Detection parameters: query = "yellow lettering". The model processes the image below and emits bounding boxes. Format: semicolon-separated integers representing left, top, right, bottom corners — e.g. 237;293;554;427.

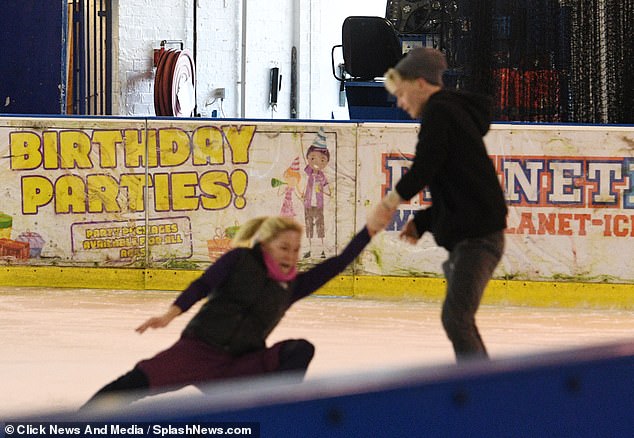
124;129;158;168
59;130;93;169
43;131;59;169
199;171;232;210
92;130;123;168
21;176;54;214
223;125;255;164
87;175;121;213
159;128;191;166
119;174;149;212
192;126;224;165
171;172;200;211
56;175;86;213
153;173;171;211
10;131;42;170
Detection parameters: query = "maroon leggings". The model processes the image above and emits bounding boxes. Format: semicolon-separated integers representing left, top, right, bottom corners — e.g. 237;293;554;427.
81;337;314;408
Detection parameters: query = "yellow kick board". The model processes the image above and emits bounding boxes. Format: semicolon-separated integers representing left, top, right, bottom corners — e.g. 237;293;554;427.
2;266;633;309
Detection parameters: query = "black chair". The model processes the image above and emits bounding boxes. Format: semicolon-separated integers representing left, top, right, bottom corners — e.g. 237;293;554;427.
332;16;402;81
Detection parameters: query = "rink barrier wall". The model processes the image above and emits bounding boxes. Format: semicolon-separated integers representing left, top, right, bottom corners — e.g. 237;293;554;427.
2;266;634;309
1;117;633;306
22;340;634;437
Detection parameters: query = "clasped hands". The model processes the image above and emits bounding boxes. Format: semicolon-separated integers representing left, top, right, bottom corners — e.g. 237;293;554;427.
367;191;420;244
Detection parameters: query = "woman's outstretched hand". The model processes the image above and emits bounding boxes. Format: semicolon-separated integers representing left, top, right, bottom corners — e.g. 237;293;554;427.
136;305;182;334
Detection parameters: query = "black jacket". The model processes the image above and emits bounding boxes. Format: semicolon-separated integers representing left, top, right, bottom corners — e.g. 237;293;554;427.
182;246;293;355
395;89;507;250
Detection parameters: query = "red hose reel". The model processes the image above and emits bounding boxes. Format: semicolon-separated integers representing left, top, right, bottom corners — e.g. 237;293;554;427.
154;47;196;117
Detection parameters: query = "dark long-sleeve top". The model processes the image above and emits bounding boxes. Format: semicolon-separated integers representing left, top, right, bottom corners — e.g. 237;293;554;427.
394;89;507;250
174;227;371;313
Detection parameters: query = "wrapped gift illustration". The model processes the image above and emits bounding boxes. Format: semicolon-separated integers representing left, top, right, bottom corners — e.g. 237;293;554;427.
0;238;30;260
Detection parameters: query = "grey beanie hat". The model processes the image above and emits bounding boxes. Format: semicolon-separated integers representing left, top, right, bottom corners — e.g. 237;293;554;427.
394;48;448;86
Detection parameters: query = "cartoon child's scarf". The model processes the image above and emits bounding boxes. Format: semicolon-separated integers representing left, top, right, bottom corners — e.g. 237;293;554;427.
304;165;325;208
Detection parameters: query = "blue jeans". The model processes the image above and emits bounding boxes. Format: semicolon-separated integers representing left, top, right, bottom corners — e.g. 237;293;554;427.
441;231;505;362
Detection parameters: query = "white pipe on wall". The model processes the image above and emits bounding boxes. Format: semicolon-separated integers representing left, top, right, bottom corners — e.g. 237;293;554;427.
240;0;247;118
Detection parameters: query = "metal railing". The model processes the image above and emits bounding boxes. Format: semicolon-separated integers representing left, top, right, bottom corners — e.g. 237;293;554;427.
70;0;112;115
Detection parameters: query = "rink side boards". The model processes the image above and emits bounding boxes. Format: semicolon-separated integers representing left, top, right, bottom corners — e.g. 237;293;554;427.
2;265;634;309
1;118;634;309
15;340;634;437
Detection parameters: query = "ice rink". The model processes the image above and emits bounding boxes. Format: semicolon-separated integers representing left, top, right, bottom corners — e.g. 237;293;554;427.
2;286;634;417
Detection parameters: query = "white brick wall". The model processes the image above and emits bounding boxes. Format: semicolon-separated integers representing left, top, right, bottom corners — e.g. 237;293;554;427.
194;0;240;118
243;0;295;119
114;0;385;119
116;0;192;116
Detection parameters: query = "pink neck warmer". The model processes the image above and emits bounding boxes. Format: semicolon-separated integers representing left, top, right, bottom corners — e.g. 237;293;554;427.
262;250;297;282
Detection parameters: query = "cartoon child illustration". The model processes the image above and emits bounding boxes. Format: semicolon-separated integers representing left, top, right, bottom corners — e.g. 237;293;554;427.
302;127;331;258
277;157;302;218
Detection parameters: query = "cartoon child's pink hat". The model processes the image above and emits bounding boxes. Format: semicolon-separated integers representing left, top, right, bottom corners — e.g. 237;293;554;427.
291;156;300;171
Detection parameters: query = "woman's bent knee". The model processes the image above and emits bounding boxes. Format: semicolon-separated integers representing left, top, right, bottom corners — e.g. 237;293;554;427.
278;339;315;372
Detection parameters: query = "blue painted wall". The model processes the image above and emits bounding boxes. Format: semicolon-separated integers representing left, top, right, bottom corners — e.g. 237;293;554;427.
0;1;66;114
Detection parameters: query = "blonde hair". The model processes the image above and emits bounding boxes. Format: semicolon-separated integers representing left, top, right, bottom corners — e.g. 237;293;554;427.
384;68;404;95
283;167;301;181
232;216;303;248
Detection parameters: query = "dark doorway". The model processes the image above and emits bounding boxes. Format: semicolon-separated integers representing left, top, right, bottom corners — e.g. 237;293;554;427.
0;1;68;114
69;0;113;115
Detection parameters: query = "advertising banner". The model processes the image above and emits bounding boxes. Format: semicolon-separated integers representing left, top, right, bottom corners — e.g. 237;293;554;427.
357;122;634;283
1;116;632;284
0;118;357;270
